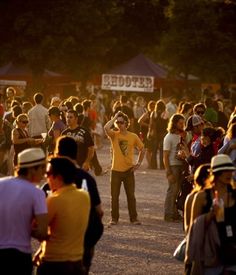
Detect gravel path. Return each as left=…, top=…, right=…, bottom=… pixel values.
left=90, top=141, right=185, bottom=275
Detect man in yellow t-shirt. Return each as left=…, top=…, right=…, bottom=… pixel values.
left=104, top=111, right=145, bottom=225
left=36, top=157, right=90, bottom=275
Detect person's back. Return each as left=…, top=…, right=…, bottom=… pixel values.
left=0, top=148, right=48, bottom=275
left=0, top=176, right=47, bottom=252
left=37, top=157, right=90, bottom=275
left=44, top=187, right=90, bottom=261
left=28, top=93, right=50, bottom=137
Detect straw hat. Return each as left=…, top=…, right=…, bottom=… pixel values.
left=18, top=148, right=46, bottom=168
left=210, top=154, right=235, bottom=173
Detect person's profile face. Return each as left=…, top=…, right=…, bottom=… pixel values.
left=176, top=118, right=185, bottom=131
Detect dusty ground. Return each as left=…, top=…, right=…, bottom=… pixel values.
left=90, top=140, right=185, bottom=275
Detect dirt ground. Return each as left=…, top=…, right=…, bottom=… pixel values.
left=90, top=140, right=185, bottom=275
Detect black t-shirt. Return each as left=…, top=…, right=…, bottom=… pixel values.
left=75, top=168, right=101, bottom=207
left=81, top=116, right=92, bottom=132
left=71, top=168, right=103, bottom=248
left=62, top=126, right=94, bottom=167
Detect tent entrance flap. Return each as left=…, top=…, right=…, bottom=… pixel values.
left=102, top=74, right=154, bottom=93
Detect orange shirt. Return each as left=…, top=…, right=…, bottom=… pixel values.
left=109, top=131, right=144, bottom=172
left=43, top=185, right=90, bottom=261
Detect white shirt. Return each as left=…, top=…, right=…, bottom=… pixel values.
left=28, top=104, right=50, bottom=137
left=163, top=133, right=183, bottom=166
left=166, top=102, right=177, bottom=119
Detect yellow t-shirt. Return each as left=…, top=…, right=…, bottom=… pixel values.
left=43, top=185, right=90, bottom=262
left=110, top=130, right=144, bottom=172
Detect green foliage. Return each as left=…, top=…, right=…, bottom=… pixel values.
left=0, top=0, right=235, bottom=84
left=160, top=0, right=236, bottom=82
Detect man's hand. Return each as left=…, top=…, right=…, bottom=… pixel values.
left=132, top=162, right=141, bottom=171
left=82, top=161, right=90, bottom=171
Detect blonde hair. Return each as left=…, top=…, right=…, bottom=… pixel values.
left=16, top=113, right=28, bottom=123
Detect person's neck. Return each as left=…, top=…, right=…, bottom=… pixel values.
left=69, top=124, right=79, bottom=130
left=215, top=181, right=228, bottom=193
left=54, top=117, right=60, bottom=122
left=120, top=128, right=127, bottom=134
left=173, top=129, right=182, bottom=135
left=17, top=175, right=34, bottom=183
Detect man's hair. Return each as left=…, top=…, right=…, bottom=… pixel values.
left=154, top=100, right=166, bottom=113
left=34, top=93, right=44, bottom=104
left=48, top=106, right=61, bottom=117
left=17, top=165, right=42, bottom=177
left=65, top=101, right=73, bottom=111
left=67, top=109, right=78, bottom=118
left=204, top=98, right=214, bottom=108
left=120, top=95, right=128, bottom=104
left=167, top=114, right=185, bottom=133
left=12, top=105, right=22, bottom=118
left=202, top=127, right=217, bottom=142
left=55, top=136, right=77, bottom=160
left=49, top=157, right=76, bottom=184
left=77, top=113, right=84, bottom=126
left=193, top=103, right=206, bottom=113
left=11, top=100, right=20, bottom=108
left=74, top=103, right=84, bottom=114
left=82, top=100, right=92, bottom=111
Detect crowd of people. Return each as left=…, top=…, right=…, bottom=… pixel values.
left=0, top=85, right=236, bottom=274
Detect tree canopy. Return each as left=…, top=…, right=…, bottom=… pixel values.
left=0, top=0, right=235, bottom=84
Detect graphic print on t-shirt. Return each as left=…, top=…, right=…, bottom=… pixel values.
left=118, top=139, right=128, bottom=156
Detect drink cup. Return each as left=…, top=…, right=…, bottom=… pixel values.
left=41, top=133, right=47, bottom=139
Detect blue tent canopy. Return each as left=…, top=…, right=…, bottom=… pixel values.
left=0, top=63, right=63, bottom=78
left=107, top=54, right=168, bottom=78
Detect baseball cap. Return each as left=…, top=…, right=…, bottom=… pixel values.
left=185, top=115, right=203, bottom=131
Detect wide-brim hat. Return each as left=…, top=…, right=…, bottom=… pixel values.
left=210, top=154, right=235, bottom=173
left=18, top=148, right=46, bottom=168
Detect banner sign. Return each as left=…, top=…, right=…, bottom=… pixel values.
left=102, top=74, right=154, bottom=92
left=0, top=80, right=27, bottom=88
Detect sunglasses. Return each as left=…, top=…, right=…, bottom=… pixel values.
left=45, top=171, right=53, bottom=177
left=20, top=120, right=29, bottom=124
left=196, top=111, right=204, bottom=115
left=116, top=120, right=125, bottom=125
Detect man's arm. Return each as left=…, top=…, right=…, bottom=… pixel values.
left=95, top=204, right=104, bottom=219
left=31, top=213, right=48, bottom=241
left=163, top=150, right=175, bottom=183
left=133, top=147, right=146, bottom=171
left=104, top=111, right=121, bottom=138
left=83, top=146, right=95, bottom=171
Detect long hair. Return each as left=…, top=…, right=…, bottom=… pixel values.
left=226, top=123, right=236, bottom=140
left=154, top=100, right=165, bottom=113
left=167, top=114, right=185, bottom=133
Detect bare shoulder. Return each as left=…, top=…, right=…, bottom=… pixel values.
left=193, top=189, right=208, bottom=206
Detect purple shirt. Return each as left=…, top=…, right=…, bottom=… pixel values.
left=48, top=120, right=66, bottom=137
left=0, top=177, right=47, bottom=253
